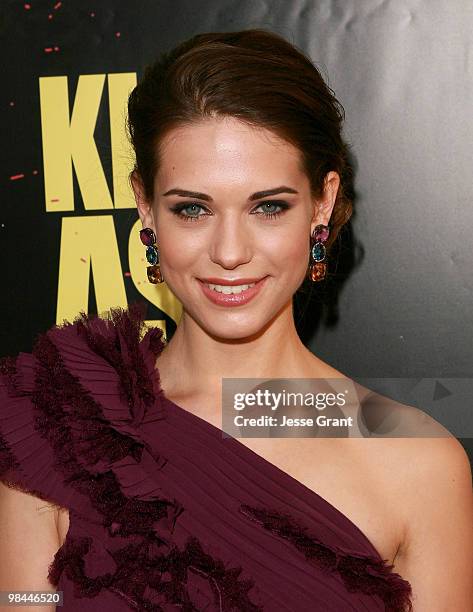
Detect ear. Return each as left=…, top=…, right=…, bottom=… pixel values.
left=131, top=170, right=156, bottom=230
left=310, top=171, right=340, bottom=234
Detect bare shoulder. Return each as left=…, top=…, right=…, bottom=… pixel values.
left=332, top=407, right=473, bottom=600
left=392, top=433, right=473, bottom=535
left=390, top=435, right=473, bottom=608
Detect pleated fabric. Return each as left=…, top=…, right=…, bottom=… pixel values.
left=0, top=303, right=413, bottom=611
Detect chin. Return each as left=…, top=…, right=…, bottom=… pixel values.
left=192, top=310, right=267, bottom=341
left=208, top=325, right=267, bottom=343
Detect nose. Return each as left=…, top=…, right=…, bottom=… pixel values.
left=209, top=213, right=252, bottom=270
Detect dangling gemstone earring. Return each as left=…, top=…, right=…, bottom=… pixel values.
left=309, top=224, right=330, bottom=282
left=139, top=228, right=164, bottom=284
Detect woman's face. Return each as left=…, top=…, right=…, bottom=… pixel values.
left=135, top=116, right=338, bottom=340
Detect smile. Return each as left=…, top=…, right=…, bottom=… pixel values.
left=197, top=277, right=268, bottom=307
left=205, top=282, right=256, bottom=294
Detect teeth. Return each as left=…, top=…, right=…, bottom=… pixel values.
left=206, top=282, right=256, bottom=294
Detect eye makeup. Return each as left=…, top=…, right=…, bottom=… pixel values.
left=168, top=200, right=291, bottom=222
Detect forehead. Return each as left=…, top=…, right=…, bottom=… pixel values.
left=156, top=116, right=306, bottom=189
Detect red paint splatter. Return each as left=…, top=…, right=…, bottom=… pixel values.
left=50, top=198, right=60, bottom=202
left=124, top=272, right=131, bottom=277
left=24, top=3, right=31, bottom=9
left=54, top=46, right=59, bottom=51
left=44, top=46, right=60, bottom=53
left=54, top=1, right=62, bottom=9
left=115, top=31, right=121, bottom=38
left=9, top=101, right=14, bottom=107
left=80, top=257, right=87, bottom=263
left=48, top=13, right=53, bottom=19
left=32, top=170, right=38, bottom=175
left=90, top=12, right=95, bottom=17
left=10, top=174, right=25, bottom=181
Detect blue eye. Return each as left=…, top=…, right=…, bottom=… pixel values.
left=253, top=201, right=289, bottom=219
left=170, top=202, right=206, bottom=221
left=169, top=200, right=290, bottom=222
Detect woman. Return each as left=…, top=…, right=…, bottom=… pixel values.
left=1, top=29, right=472, bottom=611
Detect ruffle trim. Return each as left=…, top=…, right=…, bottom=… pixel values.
left=31, top=310, right=179, bottom=540
left=0, top=355, right=73, bottom=510
left=49, top=534, right=263, bottom=611
left=0, top=302, right=263, bottom=610
left=239, top=504, right=413, bottom=612
left=0, top=399, right=18, bottom=476
left=72, top=303, right=165, bottom=427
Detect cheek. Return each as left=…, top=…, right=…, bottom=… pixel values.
left=262, top=227, right=310, bottom=269
left=157, top=229, right=203, bottom=273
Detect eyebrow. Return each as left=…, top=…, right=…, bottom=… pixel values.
left=161, top=186, right=299, bottom=202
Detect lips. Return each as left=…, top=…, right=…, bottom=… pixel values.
left=198, top=276, right=266, bottom=286
left=198, top=276, right=268, bottom=307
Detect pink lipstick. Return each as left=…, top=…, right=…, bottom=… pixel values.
left=197, top=276, right=268, bottom=306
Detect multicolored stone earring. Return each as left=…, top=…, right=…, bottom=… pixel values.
left=309, top=224, right=330, bottom=282
left=139, top=228, right=164, bottom=284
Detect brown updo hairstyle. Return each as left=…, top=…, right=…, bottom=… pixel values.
left=127, top=28, right=353, bottom=285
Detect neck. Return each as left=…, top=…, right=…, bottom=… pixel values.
left=156, top=300, right=319, bottom=398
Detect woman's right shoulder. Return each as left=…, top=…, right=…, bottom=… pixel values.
left=0, top=343, right=71, bottom=510
left=0, top=307, right=124, bottom=513
left=0, top=302, right=166, bottom=516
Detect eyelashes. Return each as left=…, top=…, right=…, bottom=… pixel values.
left=169, top=200, right=291, bottom=222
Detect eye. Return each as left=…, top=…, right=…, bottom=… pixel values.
left=252, top=200, right=290, bottom=219
left=169, top=199, right=291, bottom=222
left=169, top=202, right=209, bottom=222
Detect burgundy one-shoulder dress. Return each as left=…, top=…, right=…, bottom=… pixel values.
left=0, top=304, right=413, bottom=611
